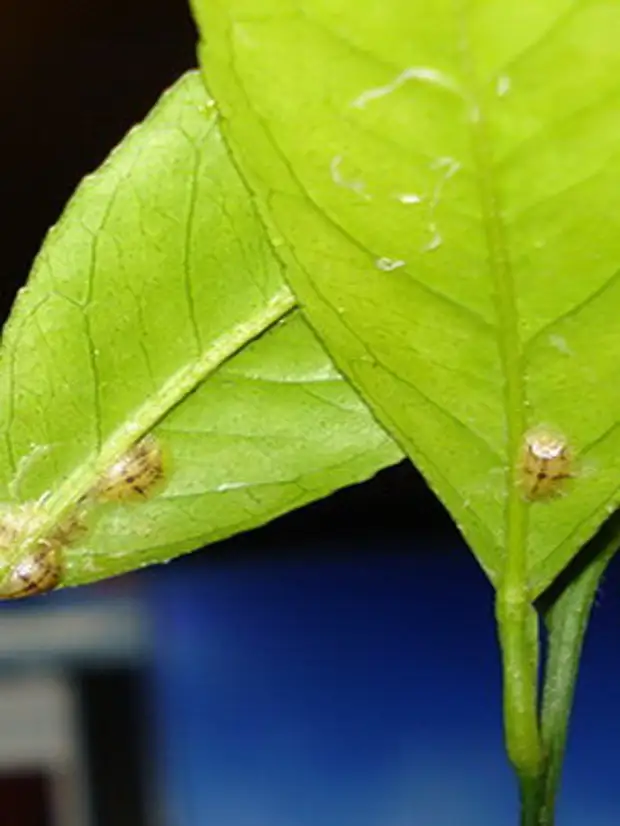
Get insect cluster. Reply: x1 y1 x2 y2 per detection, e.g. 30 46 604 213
0 422 575 599
0 434 166 599
519 427 573 501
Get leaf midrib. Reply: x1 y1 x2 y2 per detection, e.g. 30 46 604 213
7 286 297 570
456 12 526 585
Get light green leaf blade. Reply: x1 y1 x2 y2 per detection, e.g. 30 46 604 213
0 71 402 591
194 0 620 594
67 309 402 585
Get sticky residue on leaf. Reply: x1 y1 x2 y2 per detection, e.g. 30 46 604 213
396 192 423 204
496 74 511 97
329 155 369 199
376 257 406 272
548 334 573 356
421 156 461 253
349 66 462 109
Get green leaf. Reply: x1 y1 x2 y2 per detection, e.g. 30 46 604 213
0 71 401 591
193 0 620 596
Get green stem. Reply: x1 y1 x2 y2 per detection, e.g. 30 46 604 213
496 587 544 780
537 516 620 824
519 774 547 826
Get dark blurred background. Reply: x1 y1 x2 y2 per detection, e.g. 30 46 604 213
0 1 619 824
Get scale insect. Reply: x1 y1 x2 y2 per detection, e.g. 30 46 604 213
0 540 61 599
519 427 574 501
94 434 165 502
0 435 166 599
0 504 84 599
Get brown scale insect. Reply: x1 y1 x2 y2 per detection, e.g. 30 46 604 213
520 427 573 501
94 434 165 502
0 504 84 599
0 540 61 599
0 435 165 599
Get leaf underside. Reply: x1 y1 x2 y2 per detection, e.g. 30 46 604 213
193 0 620 596
0 72 402 589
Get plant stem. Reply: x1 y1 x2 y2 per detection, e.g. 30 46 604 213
537 516 620 824
496 587 544 780
518 773 547 826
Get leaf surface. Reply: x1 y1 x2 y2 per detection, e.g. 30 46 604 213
0 71 401 590
194 0 620 593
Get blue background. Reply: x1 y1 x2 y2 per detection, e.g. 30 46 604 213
144 541 620 826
